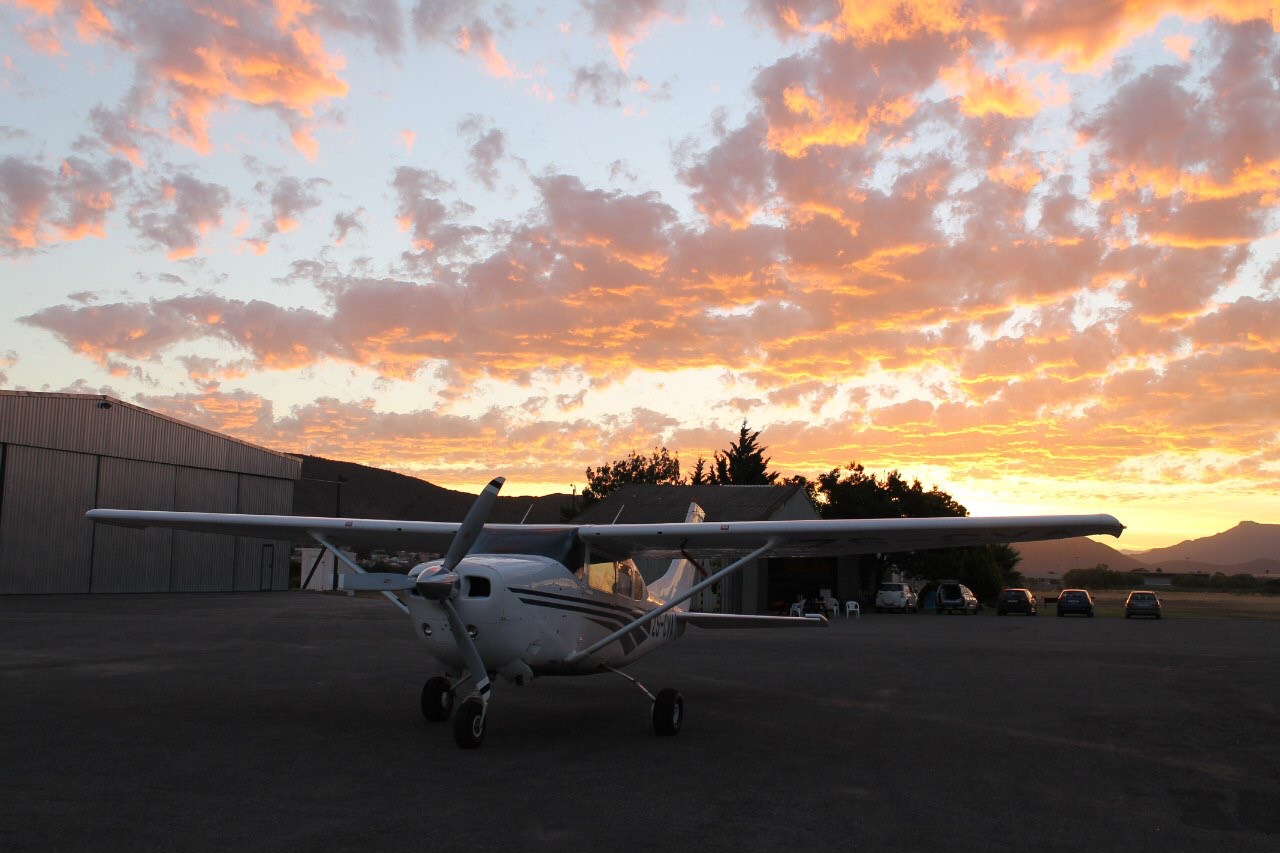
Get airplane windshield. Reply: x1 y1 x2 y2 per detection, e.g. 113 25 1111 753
471 528 581 572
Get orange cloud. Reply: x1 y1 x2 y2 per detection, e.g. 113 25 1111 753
767 86 916 157
939 56 1044 118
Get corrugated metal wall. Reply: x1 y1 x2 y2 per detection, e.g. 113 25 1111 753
91 457 175 592
233 476 294 591
0 445 97 593
171 468 238 592
0 392 300 594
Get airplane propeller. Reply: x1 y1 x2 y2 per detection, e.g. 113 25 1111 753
339 477 506 597
343 477 505 746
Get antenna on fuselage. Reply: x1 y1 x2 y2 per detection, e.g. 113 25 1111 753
611 505 626 524
520 505 533 524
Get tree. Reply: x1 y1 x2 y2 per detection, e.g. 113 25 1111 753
813 461 1013 596
579 447 682 510
711 421 779 485
688 456 710 485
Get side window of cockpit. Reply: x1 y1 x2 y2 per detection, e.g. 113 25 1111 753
613 565 633 598
629 568 648 601
585 562 616 594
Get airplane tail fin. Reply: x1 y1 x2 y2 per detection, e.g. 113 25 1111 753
646 502 705 603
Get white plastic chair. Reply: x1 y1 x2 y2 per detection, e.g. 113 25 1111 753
789 601 805 617
844 600 861 618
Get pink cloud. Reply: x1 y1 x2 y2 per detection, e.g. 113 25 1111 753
126 171 231 260
0 154 128 254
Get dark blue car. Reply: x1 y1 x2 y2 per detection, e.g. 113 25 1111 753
1056 588 1094 617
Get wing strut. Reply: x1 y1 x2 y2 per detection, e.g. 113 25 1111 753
563 536 784 664
309 530 409 614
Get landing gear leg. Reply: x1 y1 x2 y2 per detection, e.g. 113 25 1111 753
603 664 684 736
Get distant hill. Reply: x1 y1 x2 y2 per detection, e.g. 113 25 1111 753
291 456 574 524
1014 523 1280 578
1134 521 1280 566
1013 537 1147 576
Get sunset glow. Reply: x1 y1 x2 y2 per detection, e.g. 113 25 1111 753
3 1 1279 550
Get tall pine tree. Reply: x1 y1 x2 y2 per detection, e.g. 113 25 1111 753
712 422 779 485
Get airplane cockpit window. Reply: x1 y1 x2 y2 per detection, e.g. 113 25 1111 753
585 562 616 594
582 560 649 600
626 565 648 601
613 565 633 598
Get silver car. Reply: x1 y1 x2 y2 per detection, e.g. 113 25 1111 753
1124 590 1162 619
875 582 918 612
936 581 979 614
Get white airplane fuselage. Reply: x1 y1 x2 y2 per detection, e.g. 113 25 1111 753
404 554 686 679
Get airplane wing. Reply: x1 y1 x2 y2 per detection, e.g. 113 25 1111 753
85 509 470 552
578 513 1124 560
88 510 1123 559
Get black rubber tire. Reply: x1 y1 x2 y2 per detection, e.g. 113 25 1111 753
652 688 683 736
421 676 454 722
453 698 486 749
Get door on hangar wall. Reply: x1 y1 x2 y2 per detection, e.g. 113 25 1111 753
259 544 275 591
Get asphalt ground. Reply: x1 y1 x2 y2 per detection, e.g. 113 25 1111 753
2 594 1277 853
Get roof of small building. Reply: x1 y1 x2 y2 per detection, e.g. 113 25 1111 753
571 483 817 524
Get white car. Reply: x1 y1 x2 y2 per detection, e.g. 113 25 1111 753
875 582 918 612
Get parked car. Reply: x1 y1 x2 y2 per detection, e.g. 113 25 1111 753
875 582 918 612
1124 590 1162 619
1056 588 1095 617
996 588 1037 616
936 581 979 614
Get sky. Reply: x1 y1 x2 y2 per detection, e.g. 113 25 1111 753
2 0 1278 552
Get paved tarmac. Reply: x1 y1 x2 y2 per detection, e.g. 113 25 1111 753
2 593 1278 852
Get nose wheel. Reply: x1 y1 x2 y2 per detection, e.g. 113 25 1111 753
453 697 487 749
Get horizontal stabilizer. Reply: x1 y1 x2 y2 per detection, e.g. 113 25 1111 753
338 573 415 591
676 613 829 629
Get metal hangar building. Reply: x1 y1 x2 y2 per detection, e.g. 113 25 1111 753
0 391 300 594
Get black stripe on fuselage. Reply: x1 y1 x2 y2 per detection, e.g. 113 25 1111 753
509 586 647 619
515 596 650 649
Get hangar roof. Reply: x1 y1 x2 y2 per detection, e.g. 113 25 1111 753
0 391 299 479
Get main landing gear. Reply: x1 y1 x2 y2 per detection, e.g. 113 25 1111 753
605 664 684 737
420 668 685 748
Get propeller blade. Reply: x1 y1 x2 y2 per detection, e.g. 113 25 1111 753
441 476 505 571
442 597 491 703
339 572 415 591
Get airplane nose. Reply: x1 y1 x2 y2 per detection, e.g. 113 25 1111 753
414 565 460 600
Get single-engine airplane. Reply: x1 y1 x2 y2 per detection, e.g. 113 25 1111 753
87 478 1123 748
